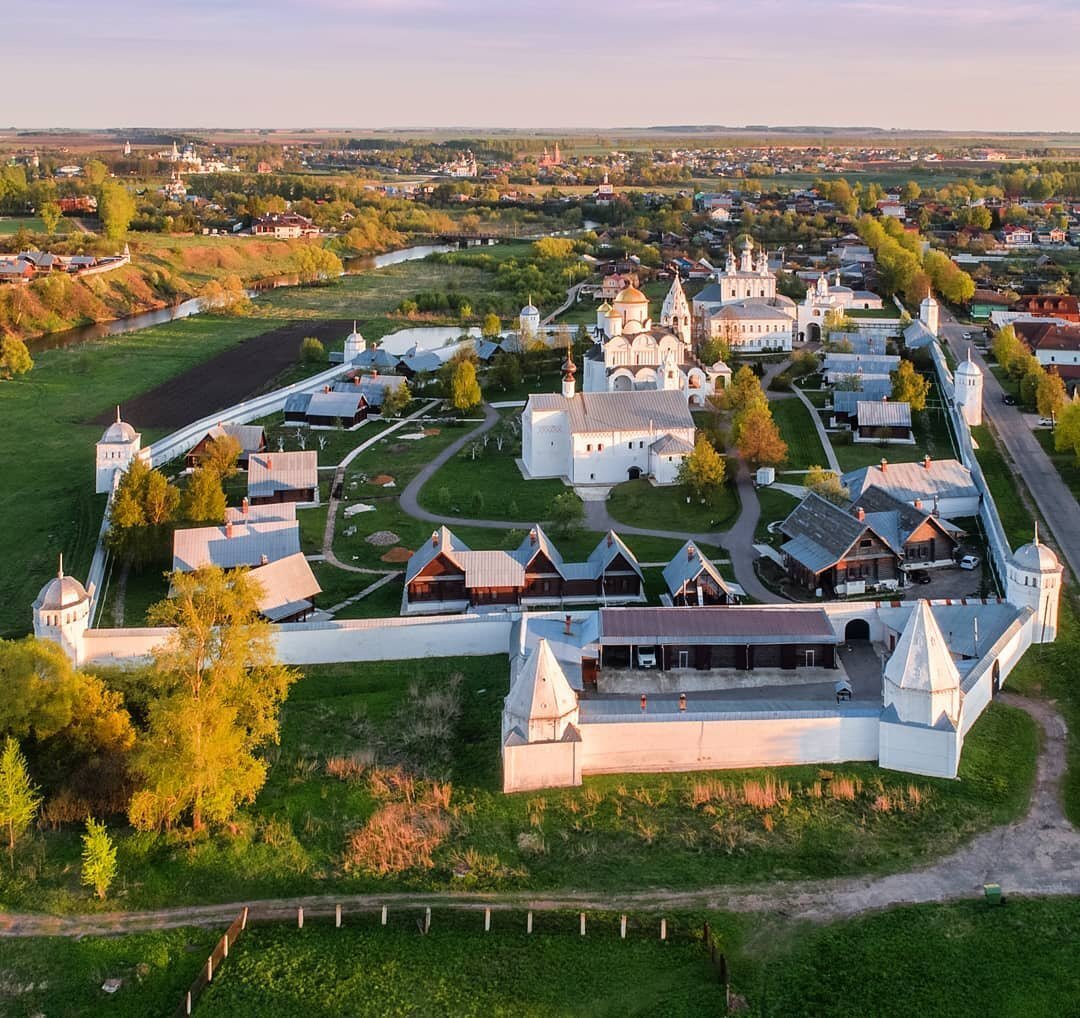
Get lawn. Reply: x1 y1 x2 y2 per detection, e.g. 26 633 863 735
970 424 1039 549
770 397 828 470
198 913 722 1017
830 397 956 472
0 315 271 637
606 477 739 534
0 215 73 235
754 487 801 543
0 655 1037 914
1034 427 1080 504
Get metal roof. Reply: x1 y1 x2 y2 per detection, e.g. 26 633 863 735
172 520 301 572
201 423 265 452
528 389 694 436
842 459 978 506
463 550 526 588
856 400 912 428
305 390 366 418
249 552 321 620
650 434 695 456
598 606 835 645
662 540 731 597
225 502 297 524
247 451 318 499
832 381 892 415
779 492 871 572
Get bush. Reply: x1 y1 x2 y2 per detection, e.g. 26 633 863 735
300 336 326 363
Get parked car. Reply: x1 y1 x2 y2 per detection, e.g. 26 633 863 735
1038 417 1054 428
909 569 932 585
959 555 980 570
1002 394 1017 406
636 648 657 669
962 332 972 339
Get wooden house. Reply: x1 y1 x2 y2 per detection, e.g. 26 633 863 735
247 451 318 506
662 541 736 606
186 424 266 469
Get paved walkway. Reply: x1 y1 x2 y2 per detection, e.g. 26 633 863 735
939 307 1080 582
541 282 585 326
791 383 841 473
1 696 1072 936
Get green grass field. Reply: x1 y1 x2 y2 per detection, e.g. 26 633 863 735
969 424 1039 549
830 399 956 472
606 476 739 534
770 397 828 470
1034 427 1080 504
0 215 73 235
0 653 1037 914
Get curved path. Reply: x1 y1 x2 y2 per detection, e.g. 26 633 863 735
1 696 1073 937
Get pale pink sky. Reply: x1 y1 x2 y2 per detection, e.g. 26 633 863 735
7 0 1079 131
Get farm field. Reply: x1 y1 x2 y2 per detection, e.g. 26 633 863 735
0 654 1037 914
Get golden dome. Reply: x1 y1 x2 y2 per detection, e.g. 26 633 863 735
613 285 648 305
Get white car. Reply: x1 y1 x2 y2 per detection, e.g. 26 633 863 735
1038 417 1055 428
636 648 657 669
959 554 980 570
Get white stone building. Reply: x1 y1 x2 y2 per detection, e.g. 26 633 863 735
32 558 92 665
585 280 729 404
797 272 885 343
522 356 696 486
953 350 983 427
95 408 145 494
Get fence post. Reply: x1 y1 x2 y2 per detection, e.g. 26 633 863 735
660 918 667 941
484 907 491 932
579 912 586 937
381 905 387 926
241 906 249 931
297 906 304 929
527 910 533 934
424 907 431 934
620 915 627 940
223 932 229 959
336 904 342 928
186 990 192 1015
207 956 213 983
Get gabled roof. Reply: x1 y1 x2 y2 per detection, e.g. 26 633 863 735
650 434 695 456
851 486 962 555
527 389 694 436
504 638 578 726
779 492 892 575
248 553 321 621
512 525 565 574
247 451 318 499
842 459 978 506
405 525 468 583
884 599 960 693
856 400 912 428
201 423 265 453
172 520 301 572
662 540 732 598
583 530 643 580
832 381 892 415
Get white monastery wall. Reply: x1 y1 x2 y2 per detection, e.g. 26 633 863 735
503 736 582 793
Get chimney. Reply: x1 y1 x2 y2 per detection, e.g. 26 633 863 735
241 496 249 517
679 692 687 712
856 506 865 522
687 543 695 561
260 553 269 565
914 498 922 511
924 454 931 470
564 614 572 636
529 528 537 547
606 532 613 548
640 693 648 713
225 521 234 538
431 530 439 548
324 385 331 393
266 455 272 470
880 458 887 473
353 375 360 385
372 369 378 379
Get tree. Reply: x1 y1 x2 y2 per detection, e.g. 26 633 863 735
823 309 855 337
900 181 921 203
723 365 769 422
1055 400 1080 465
677 436 727 503
98 180 136 241
129 567 298 832
490 350 522 392
547 491 585 537
890 360 931 412
107 458 181 566
0 336 33 380
0 736 40 867
991 325 1024 374
291 245 343 284
450 358 482 411
380 380 412 418
83 159 108 187
805 465 849 505
182 466 227 524
80 818 117 900
300 336 325 363
735 405 788 467
40 200 62 236
1019 357 1045 408
481 312 501 339
200 435 241 481
1037 371 1067 421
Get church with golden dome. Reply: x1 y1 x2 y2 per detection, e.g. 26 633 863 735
583 276 730 405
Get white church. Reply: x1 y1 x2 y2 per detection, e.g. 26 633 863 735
583 277 730 405
797 271 887 343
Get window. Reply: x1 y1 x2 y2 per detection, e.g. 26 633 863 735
586 444 592 452
598 444 604 452
859 539 872 549
628 442 633 449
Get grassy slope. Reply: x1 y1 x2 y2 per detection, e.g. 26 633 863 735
770 397 828 470
1034 427 1080 503
0 656 1036 914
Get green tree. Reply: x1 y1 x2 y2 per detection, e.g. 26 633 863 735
735 405 788 467
0 336 33 380
0 736 40 867
129 567 298 832
823 309 854 337
80 818 117 900
292 245 343 284
992 325 1024 374
890 360 931 412
547 491 585 538
1036 371 1067 421
723 365 769 423
182 466 227 524
300 336 325 363
107 458 181 566
805 465 849 505
83 159 108 187
1054 400 1080 465
98 180 136 241
481 312 501 339
201 435 242 481
380 380 412 418
1019 357 1045 408
39 200 62 236
450 358 482 411
491 350 522 392
677 435 727 503
900 181 921 203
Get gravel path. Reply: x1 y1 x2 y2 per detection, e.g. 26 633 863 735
0 696 1071 937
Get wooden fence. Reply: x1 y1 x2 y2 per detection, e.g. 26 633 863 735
171 907 248 1018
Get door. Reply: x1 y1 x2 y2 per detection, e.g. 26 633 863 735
628 466 641 480
678 650 689 669
805 649 815 668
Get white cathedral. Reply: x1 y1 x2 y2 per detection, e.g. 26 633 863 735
583 276 730 405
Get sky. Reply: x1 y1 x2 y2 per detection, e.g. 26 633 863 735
6 0 1080 132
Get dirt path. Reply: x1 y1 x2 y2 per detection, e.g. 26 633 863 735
2 696 1073 938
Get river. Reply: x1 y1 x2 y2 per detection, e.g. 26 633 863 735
26 241 480 353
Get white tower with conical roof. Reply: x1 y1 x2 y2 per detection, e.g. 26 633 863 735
953 348 983 426
503 638 580 744
519 297 541 342
1006 524 1063 642
32 556 92 664
882 600 961 728
660 274 691 345
920 292 939 336
343 321 366 363
95 407 141 493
